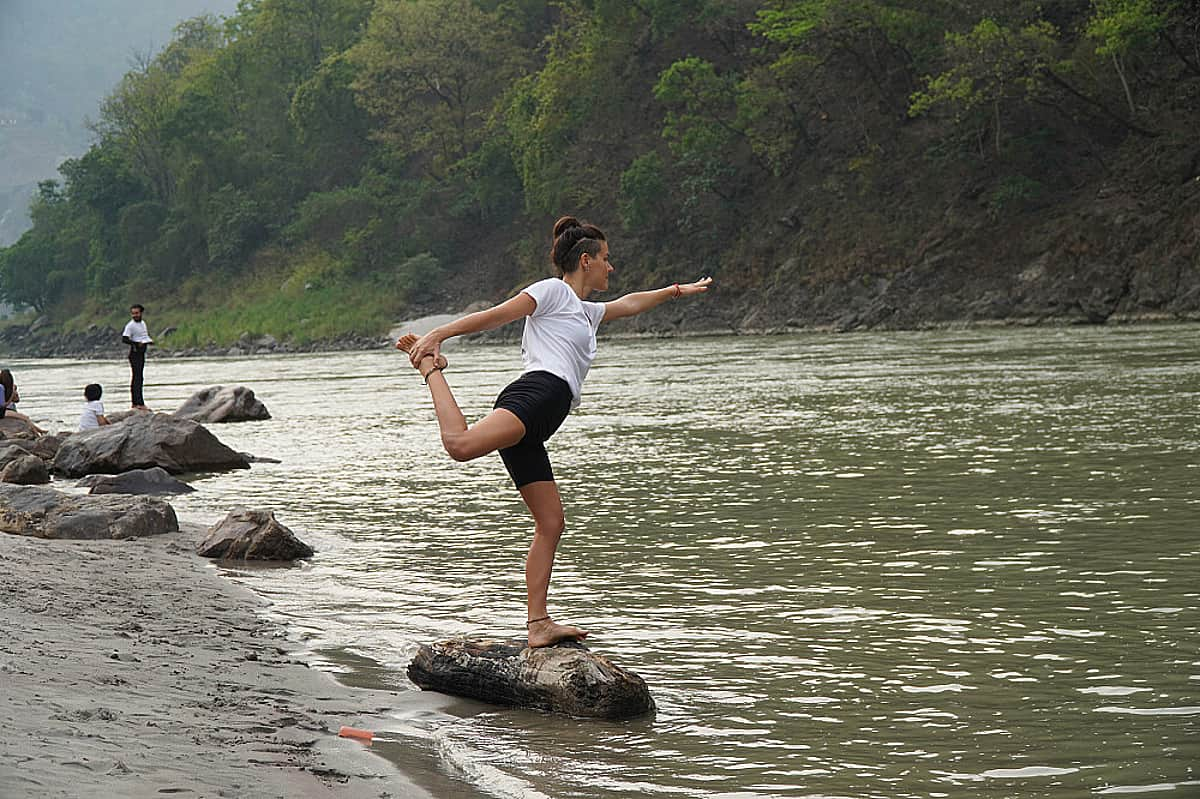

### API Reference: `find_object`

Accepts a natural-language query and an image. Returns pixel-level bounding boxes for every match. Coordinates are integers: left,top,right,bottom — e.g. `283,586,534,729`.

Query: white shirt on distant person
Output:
79,400,105,430
122,319,152,343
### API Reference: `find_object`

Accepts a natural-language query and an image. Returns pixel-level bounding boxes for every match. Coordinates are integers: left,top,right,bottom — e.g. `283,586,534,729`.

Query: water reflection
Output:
14,324,1199,797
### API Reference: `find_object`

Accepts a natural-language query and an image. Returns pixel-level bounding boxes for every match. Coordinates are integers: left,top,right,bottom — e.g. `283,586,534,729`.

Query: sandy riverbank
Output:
0,529,455,799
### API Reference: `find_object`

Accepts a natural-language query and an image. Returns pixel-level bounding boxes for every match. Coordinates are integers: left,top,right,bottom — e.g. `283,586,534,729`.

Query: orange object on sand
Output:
338,726,374,742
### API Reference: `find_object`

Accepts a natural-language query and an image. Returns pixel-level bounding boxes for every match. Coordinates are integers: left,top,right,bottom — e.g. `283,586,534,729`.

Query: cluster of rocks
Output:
0,385,310,561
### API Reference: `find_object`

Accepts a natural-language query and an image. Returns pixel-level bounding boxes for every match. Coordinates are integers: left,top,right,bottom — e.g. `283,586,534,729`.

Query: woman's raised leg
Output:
519,480,588,648
398,335,525,461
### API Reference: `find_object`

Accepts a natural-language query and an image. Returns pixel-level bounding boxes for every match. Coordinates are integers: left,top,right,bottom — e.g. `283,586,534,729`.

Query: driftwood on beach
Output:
407,638,655,720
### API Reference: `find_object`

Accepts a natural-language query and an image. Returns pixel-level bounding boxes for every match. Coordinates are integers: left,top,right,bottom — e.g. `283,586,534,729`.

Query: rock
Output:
0,416,43,440
1,454,50,485
407,638,655,720
51,413,251,477
0,444,32,468
173,385,270,423
240,452,282,464
0,484,178,539
196,509,314,560
26,434,63,461
78,467,196,495
104,409,151,425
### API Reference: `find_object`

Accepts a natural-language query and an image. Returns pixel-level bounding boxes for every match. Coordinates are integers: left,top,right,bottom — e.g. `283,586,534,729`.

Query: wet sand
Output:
0,530,444,799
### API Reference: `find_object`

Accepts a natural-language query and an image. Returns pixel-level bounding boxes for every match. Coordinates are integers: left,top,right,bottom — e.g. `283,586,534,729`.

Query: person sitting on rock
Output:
79,383,111,431
0,368,47,435
397,215,712,648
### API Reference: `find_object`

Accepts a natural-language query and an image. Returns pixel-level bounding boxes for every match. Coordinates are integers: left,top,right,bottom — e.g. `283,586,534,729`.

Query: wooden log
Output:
407,638,655,720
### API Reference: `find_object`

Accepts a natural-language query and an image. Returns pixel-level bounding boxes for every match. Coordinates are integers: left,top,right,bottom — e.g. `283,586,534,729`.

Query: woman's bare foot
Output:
526,616,588,648
395,333,447,379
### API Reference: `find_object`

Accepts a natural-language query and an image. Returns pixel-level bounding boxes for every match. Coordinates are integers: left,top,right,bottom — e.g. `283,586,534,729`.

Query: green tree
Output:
504,8,602,216
95,59,179,203
290,53,374,190
1085,0,1167,114
206,185,267,267
909,18,1060,155
0,182,85,311
350,0,528,177
0,233,56,312
618,151,667,231
59,145,147,223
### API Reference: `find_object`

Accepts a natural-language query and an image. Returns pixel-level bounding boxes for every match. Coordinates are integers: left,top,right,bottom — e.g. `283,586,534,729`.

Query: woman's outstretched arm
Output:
602,276,713,322
407,292,537,367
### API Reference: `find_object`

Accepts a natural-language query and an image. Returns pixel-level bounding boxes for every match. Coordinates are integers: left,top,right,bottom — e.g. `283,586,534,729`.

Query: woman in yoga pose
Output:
398,216,711,647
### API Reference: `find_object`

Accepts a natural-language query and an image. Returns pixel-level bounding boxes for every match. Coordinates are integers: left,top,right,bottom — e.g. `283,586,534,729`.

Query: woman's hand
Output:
677,276,713,297
408,330,443,369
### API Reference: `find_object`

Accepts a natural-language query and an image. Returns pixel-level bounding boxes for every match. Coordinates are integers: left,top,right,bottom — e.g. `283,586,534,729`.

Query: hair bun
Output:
552,216,581,239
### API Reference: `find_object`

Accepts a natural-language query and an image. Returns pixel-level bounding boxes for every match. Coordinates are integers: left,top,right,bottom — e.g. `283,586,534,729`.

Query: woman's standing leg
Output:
519,480,588,647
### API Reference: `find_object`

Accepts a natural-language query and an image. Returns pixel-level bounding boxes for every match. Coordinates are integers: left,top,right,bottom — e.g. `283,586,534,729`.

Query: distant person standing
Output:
121,304,153,409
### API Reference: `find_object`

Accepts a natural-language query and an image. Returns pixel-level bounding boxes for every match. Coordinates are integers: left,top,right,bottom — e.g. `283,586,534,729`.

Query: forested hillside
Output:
2,0,1197,350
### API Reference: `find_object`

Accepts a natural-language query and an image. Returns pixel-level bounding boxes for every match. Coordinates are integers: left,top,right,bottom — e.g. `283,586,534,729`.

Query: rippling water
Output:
16,325,1199,798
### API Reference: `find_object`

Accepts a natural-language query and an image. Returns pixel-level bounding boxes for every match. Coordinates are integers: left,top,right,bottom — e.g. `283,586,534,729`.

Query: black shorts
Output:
493,371,573,488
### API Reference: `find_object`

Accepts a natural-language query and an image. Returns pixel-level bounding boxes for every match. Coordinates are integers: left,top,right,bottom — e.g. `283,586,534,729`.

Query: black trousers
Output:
129,348,145,407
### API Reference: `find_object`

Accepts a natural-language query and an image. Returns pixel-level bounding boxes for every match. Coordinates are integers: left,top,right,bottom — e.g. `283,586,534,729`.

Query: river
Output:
13,324,1199,798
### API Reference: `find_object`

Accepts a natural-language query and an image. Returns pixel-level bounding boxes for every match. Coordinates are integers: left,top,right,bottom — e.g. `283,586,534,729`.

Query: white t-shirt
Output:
122,319,152,343
520,278,605,408
79,400,105,430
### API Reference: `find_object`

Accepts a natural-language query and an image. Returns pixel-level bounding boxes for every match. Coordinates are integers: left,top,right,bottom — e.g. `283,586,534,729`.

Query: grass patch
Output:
66,248,413,349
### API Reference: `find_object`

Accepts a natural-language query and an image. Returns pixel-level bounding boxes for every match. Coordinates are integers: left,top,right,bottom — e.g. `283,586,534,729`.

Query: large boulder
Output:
174,386,270,423
103,409,147,425
1,454,50,485
0,443,32,468
196,508,314,560
0,484,178,539
0,443,49,484
407,639,655,720
25,434,63,462
78,466,195,495
0,416,42,440
51,413,251,477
